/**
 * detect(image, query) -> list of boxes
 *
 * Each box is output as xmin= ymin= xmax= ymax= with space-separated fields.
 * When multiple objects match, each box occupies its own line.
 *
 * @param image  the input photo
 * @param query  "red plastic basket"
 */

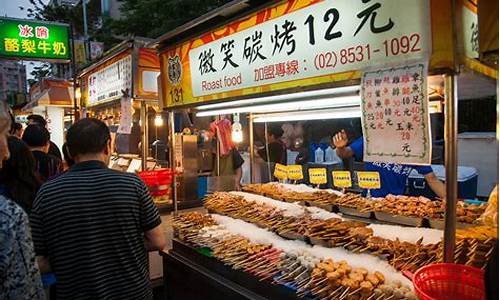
xmin=413 ymin=263 xmax=485 ymax=300
xmin=138 ymin=169 xmax=174 ymax=196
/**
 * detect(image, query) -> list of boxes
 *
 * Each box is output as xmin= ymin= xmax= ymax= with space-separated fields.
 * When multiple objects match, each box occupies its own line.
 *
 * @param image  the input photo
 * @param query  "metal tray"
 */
xmin=307 ymin=202 xmax=337 ymax=212
xmin=279 ymin=231 xmax=307 ymax=241
xmin=254 ymin=220 xmax=268 ymax=229
xmin=427 ymin=218 xmax=475 ymax=230
xmin=338 ymin=205 xmax=373 ymax=219
xmin=374 ymin=211 xmax=424 ymax=227
xmin=309 ymin=237 xmax=335 ymax=248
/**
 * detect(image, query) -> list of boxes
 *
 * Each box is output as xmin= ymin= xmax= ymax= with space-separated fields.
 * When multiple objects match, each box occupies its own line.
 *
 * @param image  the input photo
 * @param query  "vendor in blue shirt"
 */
xmin=333 ymin=130 xmax=446 ymax=199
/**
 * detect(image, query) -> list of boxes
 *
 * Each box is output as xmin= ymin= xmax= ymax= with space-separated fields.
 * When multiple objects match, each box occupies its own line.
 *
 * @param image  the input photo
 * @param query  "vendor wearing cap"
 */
xmin=333 ymin=130 xmax=446 ymax=199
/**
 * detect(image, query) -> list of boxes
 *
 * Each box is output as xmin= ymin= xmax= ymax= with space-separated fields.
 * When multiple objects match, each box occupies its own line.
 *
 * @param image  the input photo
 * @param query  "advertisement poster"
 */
xmin=161 ymin=0 xmax=431 ymax=108
xmin=117 ymin=95 xmax=132 ymax=134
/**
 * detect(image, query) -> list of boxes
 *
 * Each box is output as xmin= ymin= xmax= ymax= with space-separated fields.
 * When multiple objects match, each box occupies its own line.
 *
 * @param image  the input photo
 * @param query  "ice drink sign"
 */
xmin=0 ymin=17 xmax=70 ymax=61
xmin=361 ymin=63 xmax=431 ymax=165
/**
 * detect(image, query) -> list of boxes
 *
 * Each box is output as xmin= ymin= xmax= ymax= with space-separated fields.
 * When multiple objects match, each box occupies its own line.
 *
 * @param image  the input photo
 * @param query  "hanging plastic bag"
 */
xmin=478 ymin=185 xmax=498 ymax=227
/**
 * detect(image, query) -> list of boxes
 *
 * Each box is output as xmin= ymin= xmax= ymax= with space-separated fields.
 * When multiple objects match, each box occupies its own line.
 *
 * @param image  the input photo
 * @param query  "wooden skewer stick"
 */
xmin=295 ymin=276 xmax=311 ymax=289
xmin=375 ymin=294 xmax=385 ymax=300
xmin=365 ymin=293 xmax=376 ymax=300
xmin=349 ymin=287 xmax=362 ymax=296
xmin=313 ymin=284 xmax=331 ymax=296
xmin=329 ymin=285 xmax=345 ymax=299
xmin=338 ymin=287 xmax=351 ymax=300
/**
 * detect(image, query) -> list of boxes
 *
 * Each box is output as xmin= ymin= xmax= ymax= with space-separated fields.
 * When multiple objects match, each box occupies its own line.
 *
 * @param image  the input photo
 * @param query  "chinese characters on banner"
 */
xmin=361 ymin=63 xmax=431 ymax=165
xmin=175 ymin=0 xmax=430 ymax=103
xmin=87 ymin=55 xmax=132 ymax=105
xmin=0 ymin=18 xmax=70 ymax=60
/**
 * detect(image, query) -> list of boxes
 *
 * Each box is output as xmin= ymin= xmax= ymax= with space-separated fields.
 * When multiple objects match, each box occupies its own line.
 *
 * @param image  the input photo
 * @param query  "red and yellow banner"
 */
xmin=159 ymin=0 xmax=466 ymax=109
xmin=160 ymin=0 xmax=439 ymax=109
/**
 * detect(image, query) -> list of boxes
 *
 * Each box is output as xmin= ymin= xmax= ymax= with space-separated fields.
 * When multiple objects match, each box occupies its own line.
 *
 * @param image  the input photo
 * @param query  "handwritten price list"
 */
xmin=361 ymin=63 xmax=431 ymax=165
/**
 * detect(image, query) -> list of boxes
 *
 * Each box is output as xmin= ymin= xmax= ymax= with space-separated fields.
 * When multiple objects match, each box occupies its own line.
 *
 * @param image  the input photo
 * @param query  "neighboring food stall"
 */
xmin=22 ymin=78 xmax=75 ymax=150
xmin=154 ymin=0 xmax=498 ymax=299
xmin=76 ymin=39 xmax=174 ymax=204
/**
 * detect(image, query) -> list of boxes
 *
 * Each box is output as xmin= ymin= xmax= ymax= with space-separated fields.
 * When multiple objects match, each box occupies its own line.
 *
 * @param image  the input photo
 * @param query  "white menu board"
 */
xmin=87 ymin=55 xmax=132 ymax=105
xmin=361 ymin=62 xmax=431 ymax=165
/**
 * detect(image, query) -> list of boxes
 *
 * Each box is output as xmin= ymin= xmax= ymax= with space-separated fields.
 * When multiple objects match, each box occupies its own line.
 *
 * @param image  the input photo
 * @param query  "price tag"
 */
xmin=274 ymin=163 xmax=288 ymax=180
xmin=309 ymin=168 xmax=327 ymax=185
xmin=357 ymin=171 xmax=381 ymax=189
xmin=332 ymin=171 xmax=352 ymax=188
xmin=287 ymin=165 xmax=303 ymax=180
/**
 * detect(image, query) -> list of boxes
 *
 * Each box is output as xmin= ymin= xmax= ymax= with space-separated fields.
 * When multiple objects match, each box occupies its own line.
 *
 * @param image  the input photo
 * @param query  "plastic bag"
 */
xmin=478 ymin=185 xmax=498 ymax=227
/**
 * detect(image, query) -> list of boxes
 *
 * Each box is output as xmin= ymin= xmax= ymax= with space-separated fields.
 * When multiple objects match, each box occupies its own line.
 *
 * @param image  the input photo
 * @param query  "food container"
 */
xmin=309 ymin=237 xmax=335 ymax=248
xmin=307 ymin=202 xmax=337 ymax=212
xmin=338 ymin=205 xmax=373 ymax=219
xmin=374 ymin=211 xmax=424 ymax=227
xmin=427 ymin=218 xmax=475 ymax=230
xmin=406 ymin=165 xmax=478 ymax=199
xmin=279 ymin=231 xmax=307 ymax=241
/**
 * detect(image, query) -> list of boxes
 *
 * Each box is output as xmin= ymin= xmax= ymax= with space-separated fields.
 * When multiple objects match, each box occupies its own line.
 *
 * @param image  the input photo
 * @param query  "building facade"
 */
xmin=0 ymin=59 xmax=27 ymax=105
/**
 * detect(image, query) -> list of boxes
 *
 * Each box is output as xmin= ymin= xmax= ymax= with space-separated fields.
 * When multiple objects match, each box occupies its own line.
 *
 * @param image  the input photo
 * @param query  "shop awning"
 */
xmin=23 ymin=79 xmax=74 ymax=111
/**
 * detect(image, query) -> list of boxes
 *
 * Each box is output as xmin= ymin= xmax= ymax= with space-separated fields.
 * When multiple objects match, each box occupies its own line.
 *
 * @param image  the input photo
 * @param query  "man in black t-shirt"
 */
xmin=31 ymin=118 xmax=166 ymax=300
xmin=22 ymin=125 xmax=63 ymax=182
xmin=27 ymin=114 xmax=62 ymax=160
xmin=258 ymin=125 xmax=287 ymax=165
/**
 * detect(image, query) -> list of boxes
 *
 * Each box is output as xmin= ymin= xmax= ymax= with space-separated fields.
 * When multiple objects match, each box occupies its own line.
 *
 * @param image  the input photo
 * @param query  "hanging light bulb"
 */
xmin=154 ymin=114 xmax=163 ymax=127
xmin=231 ymin=113 xmax=243 ymax=143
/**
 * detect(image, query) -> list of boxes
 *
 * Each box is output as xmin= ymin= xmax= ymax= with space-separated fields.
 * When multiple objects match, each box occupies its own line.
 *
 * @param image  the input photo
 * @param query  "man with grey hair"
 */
xmin=0 ymin=102 xmax=44 ymax=299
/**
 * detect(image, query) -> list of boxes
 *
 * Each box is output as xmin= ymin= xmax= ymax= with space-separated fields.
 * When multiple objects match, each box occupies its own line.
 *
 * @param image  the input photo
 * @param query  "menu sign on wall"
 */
xmin=87 ymin=55 xmax=132 ymax=106
xmin=361 ymin=63 xmax=431 ymax=165
xmin=163 ymin=0 xmax=431 ymax=107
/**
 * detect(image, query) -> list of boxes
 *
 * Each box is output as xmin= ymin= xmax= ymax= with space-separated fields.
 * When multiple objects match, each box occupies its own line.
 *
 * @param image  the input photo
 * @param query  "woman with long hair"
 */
xmin=0 ymin=136 xmax=42 ymax=214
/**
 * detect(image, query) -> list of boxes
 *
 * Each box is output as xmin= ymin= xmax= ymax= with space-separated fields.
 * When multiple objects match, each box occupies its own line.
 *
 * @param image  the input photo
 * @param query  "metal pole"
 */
xmin=215 ymin=115 xmax=221 ymax=176
xmin=82 ymin=0 xmax=89 ymax=61
xmin=69 ymin=23 xmax=79 ymax=122
xmin=264 ymin=122 xmax=272 ymax=181
xmin=169 ymin=111 xmax=178 ymax=215
xmin=249 ymin=113 xmax=255 ymax=183
xmin=443 ymin=74 xmax=458 ymax=263
xmin=140 ymin=101 xmax=148 ymax=171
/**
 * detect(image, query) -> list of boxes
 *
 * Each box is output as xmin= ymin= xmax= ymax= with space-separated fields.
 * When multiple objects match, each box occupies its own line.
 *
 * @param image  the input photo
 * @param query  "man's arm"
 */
xmin=234 ymin=167 xmax=242 ymax=191
xmin=333 ymin=130 xmax=355 ymax=159
xmin=37 ymin=256 xmax=51 ymax=273
xmin=144 ymin=224 xmax=166 ymax=251
xmin=424 ymin=172 xmax=446 ymax=199
xmin=137 ymin=177 xmax=166 ymax=251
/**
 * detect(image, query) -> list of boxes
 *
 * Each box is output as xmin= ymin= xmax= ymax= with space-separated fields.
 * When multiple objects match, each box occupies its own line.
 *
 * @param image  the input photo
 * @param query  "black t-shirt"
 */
xmin=31 ymin=150 xmax=63 ymax=182
xmin=258 ymin=141 xmax=286 ymax=164
xmin=30 ymin=160 xmax=161 ymax=300
xmin=48 ymin=141 xmax=62 ymax=160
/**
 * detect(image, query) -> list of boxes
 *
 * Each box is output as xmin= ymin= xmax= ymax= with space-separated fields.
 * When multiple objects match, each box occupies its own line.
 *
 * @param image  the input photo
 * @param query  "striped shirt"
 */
xmin=30 ymin=160 xmax=161 ymax=300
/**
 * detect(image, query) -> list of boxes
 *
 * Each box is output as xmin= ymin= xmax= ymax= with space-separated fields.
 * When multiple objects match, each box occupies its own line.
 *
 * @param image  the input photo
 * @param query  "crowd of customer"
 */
xmin=0 ymin=104 xmax=165 ymax=300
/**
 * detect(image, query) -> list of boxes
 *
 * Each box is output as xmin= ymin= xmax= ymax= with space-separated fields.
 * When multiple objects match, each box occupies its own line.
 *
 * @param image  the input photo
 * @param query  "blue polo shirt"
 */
xmin=350 ymin=137 xmax=433 ymax=197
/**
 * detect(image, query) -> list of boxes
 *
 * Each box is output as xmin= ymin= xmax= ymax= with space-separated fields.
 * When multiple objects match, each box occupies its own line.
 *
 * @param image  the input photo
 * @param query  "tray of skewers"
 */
xmin=373 ymin=211 xmax=424 ymax=227
xmin=337 ymin=205 xmax=373 ymax=219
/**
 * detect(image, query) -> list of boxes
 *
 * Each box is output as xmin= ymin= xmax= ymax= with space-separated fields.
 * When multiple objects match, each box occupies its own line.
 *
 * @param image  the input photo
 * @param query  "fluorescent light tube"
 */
xmin=196 ymin=96 xmax=361 ymax=117
xmin=196 ymin=86 xmax=359 ymax=110
xmin=253 ymin=108 xmax=361 ymax=123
